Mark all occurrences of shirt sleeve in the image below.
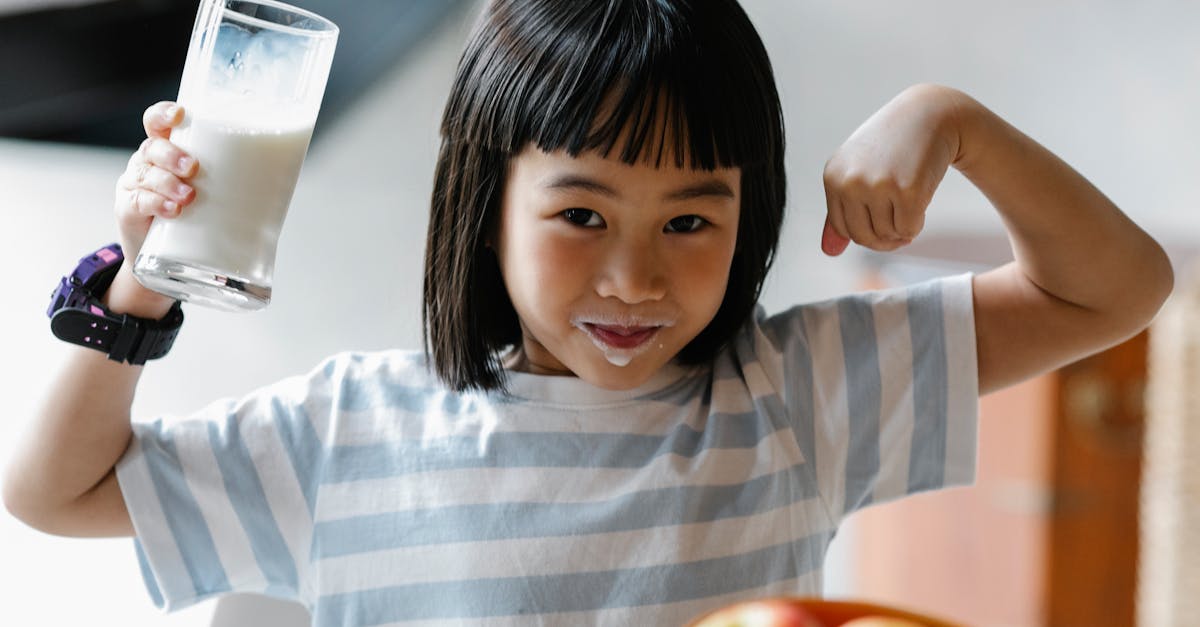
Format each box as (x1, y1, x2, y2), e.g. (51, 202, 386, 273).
(758, 273, 979, 523)
(115, 355, 338, 611)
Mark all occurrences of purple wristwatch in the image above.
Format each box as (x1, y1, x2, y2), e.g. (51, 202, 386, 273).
(47, 243, 184, 365)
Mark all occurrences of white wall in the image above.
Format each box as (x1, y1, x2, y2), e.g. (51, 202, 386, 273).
(2, 0, 1196, 624)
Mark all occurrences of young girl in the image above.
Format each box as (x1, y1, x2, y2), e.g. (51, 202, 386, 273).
(5, 0, 1172, 625)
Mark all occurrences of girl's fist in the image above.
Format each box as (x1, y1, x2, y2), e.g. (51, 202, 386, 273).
(820, 84, 965, 256)
(114, 101, 198, 260)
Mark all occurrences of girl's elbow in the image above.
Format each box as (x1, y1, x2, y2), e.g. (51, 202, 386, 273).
(3, 467, 70, 536)
(1145, 244, 1175, 321)
(1122, 245, 1174, 333)
(2, 476, 43, 532)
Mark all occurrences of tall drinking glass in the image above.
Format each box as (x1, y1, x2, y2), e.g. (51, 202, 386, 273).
(133, 0, 338, 312)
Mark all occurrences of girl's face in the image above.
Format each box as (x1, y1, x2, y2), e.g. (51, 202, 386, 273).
(494, 145, 741, 390)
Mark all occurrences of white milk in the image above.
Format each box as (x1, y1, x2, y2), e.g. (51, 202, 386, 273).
(139, 113, 313, 287)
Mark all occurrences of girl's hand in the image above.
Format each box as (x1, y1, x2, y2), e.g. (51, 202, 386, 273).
(114, 101, 198, 261)
(105, 101, 199, 318)
(820, 84, 965, 256)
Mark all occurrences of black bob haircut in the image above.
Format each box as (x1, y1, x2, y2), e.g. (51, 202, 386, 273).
(423, 0, 787, 392)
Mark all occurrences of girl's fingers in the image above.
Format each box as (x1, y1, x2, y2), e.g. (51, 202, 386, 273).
(821, 217, 850, 256)
(137, 136, 197, 178)
(117, 149, 151, 191)
(866, 198, 901, 241)
(846, 202, 908, 252)
(893, 201, 926, 241)
(821, 182, 852, 256)
(842, 202, 877, 246)
(143, 102, 184, 139)
(125, 187, 180, 218)
(117, 146, 195, 218)
(137, 165, 194, 205)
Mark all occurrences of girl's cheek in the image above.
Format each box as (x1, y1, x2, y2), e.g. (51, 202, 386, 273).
(674, 233, 736, 277)
(537, 234, 587, 266)
(673, 241, 737, 313)
(517, 232, 594, 290)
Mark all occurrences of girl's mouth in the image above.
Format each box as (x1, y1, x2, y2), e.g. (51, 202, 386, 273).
(583, 323, 660, 350)
(571, 314, 676, 366)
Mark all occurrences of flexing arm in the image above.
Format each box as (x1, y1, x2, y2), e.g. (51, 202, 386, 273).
(2, 102, 197, 536)
(950, 88, 1172, 393)
(821, 84, 1173, 395)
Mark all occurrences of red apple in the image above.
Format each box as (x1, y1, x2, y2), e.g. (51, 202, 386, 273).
(841, 617, 927, 627)
(692, 598, 827, 627)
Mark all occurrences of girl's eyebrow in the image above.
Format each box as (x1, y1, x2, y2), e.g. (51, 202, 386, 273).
(541, 174, 736, 202)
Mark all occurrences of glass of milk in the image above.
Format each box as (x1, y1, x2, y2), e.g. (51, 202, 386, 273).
(133, 0, 338, 312)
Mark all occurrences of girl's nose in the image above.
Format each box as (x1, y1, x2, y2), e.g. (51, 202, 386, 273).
(594, 240, 668, 304)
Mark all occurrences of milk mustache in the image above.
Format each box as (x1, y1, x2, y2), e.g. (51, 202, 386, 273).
(138, 113, 313, 297)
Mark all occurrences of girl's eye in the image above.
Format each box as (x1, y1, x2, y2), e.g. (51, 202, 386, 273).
(665, 215, 708, 233)
(562, 208, 604, 227)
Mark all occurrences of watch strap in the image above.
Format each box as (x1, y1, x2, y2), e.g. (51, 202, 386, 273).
(50, 302, 183, 365)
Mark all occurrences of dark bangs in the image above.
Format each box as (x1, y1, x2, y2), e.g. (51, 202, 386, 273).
(425, 0, 787, 392)
(442, 0, 780, 170)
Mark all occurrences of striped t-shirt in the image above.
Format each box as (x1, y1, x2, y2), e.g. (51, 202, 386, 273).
(116, 273, 979, 626)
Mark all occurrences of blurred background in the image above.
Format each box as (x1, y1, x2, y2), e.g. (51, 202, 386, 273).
(1, 0, 1197, 625)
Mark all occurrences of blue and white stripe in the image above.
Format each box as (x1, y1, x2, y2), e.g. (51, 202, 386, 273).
(116, 273, 979, 625)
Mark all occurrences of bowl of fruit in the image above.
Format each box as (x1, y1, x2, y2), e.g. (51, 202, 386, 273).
(688, 597, 964, 627)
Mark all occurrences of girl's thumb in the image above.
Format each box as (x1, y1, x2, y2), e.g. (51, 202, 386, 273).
(821, 217, 850, 256)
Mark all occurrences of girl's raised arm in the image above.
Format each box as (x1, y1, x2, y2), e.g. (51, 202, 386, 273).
(3, 102, 198, 536)
(821, 83, 1173, 395)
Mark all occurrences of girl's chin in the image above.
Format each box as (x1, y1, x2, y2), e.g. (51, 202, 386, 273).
(506, 338, 673, 388)
(576, 357, 664, 390)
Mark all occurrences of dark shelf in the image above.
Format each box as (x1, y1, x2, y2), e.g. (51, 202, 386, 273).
(0, 0, 470, 148)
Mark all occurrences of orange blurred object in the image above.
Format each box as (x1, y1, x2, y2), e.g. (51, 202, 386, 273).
(688, 597, 966, 627)
(690, 598, 824, 627)
(840, 617, 926, 627)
